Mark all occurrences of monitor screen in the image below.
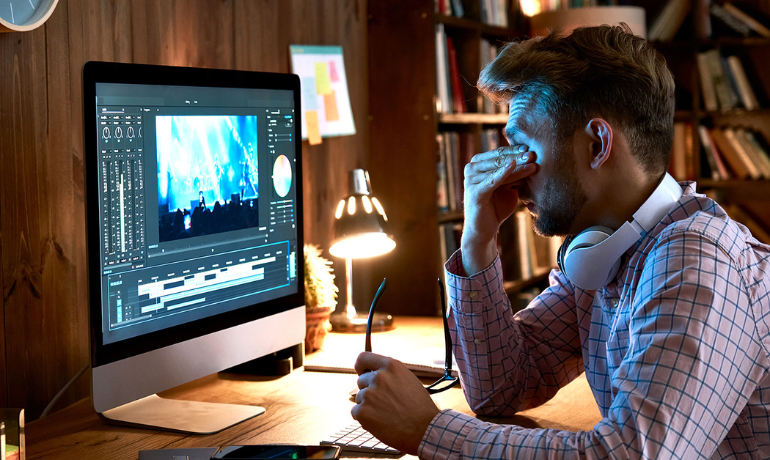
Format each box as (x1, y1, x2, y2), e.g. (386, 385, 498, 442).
(83, 62, 305, 433)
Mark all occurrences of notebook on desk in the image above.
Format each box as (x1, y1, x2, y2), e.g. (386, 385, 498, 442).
(304, 346, 457, 378)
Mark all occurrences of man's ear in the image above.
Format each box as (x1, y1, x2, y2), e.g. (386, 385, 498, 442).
(584, 118, 613, 170)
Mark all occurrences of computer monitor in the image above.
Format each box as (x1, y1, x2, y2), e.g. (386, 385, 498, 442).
(83, 61, 305, 434)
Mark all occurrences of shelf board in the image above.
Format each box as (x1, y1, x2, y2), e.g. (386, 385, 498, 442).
(503, 267, 552, 294)
(436, 14, 521, 39)
(698, 179, 770, 189)
(439, 112, 508, 124)
(438, 210, 464, 223)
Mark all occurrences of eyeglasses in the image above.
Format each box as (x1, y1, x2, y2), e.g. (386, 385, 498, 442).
(365, 278, 459, 394)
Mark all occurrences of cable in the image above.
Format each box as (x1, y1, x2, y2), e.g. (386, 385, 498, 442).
(40, 363, 89, 418)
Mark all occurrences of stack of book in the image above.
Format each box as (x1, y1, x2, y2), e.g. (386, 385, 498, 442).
(437, 131, 476, 212)
(699, 125, 770, 180)
(696, 49, 761, 112)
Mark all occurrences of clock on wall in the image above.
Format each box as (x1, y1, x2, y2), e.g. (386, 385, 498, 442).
(0, 0, 59, 32)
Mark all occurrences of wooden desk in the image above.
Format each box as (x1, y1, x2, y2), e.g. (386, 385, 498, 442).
(27, 317, 601, 459)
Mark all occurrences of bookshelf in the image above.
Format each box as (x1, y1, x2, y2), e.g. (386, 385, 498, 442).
(650, 0, 770, 237)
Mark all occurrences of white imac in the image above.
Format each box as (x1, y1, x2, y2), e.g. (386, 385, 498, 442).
(82, 61, 305, 434)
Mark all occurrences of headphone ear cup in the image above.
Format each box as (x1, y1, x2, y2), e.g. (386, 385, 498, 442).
(560, 226, 614, 288)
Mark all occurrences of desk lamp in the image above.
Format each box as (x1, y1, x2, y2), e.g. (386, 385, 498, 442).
(329, 169, 396, 332)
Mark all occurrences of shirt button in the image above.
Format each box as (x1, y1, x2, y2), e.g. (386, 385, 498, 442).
(469, 291, 478, 299)
(474, 339, 482, 344)
(610, 298, 619, 307)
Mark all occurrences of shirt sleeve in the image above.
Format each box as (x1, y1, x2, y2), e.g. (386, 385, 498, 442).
(443, 249, 583, 417)
(425, 230, 766, 459)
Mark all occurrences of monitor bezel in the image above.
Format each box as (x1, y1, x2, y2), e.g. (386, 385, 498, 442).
(83, 61, 305, 368)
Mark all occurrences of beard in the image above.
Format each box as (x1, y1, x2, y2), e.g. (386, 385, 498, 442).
(528, 139, 588, 237)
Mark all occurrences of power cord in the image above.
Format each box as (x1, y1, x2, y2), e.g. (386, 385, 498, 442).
(40, 363, 89, 418)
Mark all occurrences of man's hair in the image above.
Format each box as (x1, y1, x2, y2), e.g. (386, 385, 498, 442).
(478, 24, 675, 175)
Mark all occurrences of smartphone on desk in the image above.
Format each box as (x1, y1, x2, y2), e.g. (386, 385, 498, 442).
(212, 445, 341, 460)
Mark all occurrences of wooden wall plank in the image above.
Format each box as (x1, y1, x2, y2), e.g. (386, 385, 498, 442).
(1, 21, 51, 418)
(367, 0, 440, 316)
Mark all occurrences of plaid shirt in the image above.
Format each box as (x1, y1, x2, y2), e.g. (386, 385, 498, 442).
(422, 182, 770, 459)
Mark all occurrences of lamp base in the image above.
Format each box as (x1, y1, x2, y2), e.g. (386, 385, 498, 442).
(330, 311, 394, 333)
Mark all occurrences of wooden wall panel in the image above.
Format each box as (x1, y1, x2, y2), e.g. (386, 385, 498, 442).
(0, 0, 369, 419)
(367, 1, 440, 316)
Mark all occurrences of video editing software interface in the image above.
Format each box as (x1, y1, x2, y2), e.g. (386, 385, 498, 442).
(94, 81, 299, 345)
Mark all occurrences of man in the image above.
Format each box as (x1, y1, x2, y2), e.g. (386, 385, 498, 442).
(351, 24, 770, 458)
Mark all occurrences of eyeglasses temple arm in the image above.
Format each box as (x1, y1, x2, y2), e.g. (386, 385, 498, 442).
(437, 278, 453, 372)
(365, 278, 388, 353)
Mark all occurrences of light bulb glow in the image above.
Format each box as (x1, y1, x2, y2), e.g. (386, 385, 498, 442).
(347, 196, 356, 215)
(362, 196, 373, 213)
(330, 233, 396, 259)
(371, 197, 387, 221)
(335, 200, 345, 219)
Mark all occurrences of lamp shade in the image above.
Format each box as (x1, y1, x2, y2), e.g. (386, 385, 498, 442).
(329, 169, 395, 259)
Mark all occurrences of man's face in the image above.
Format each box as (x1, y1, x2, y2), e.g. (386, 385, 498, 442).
(504, 97, 588, 237)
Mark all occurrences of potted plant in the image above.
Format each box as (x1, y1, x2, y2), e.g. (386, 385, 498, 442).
(304, 244, 338, 353)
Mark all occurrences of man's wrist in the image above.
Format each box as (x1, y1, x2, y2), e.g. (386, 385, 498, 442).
(460, 236, 497, 276)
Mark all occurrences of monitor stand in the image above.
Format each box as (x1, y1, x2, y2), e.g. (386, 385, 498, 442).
(99, 394, 265, 434)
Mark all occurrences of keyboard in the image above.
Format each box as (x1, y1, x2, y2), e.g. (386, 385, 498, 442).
(321, 421, 401, 455)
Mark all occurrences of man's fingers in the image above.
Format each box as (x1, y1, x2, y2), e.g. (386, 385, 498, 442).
(354, 351, 389, 375)
(471, 145, 530, 166)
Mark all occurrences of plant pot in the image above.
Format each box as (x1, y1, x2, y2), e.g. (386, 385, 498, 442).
(305, 304, 335, 354)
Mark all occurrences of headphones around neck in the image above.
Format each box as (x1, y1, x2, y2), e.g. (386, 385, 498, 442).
(556, 173, 682, 290)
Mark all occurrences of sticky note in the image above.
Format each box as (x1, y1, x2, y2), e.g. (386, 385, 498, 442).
(315, 62, 332, 95)
(302, 77, 318, 111)
(329, 61, 339, 82)
(305, 110, 322, 145)
(324, 91, 339, 122)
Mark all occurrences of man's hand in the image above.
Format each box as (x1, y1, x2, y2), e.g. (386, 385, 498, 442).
(462, 145, 537, 276)
(351, 352, 441, 455)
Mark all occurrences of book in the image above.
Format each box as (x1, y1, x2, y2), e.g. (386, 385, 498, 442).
(723, 2, 770, 38)
(697, 52, 719, 111)
(709, 127, 751, 179)
(649, 0, 692, 42)
(693, 0, 712, 40)
(446, 37, 468, 113)
(726, 55, 760, 110)
(698, 124, 729, 180)
(703, 49, 738, 110)
(710, 2, 752, 36)
(723, 126, 762, 179)
(671, 122, 689, 180)
(435, 24, 450, 114)
(738, 128, 770, 178)
(437, 134, 449, 211)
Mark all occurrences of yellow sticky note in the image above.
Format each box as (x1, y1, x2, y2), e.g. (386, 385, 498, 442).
(315, 62, 332, 95)
(324, 91, 339, 122)
(305, 110, 322, 145)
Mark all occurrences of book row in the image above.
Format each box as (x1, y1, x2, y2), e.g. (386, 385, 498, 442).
(435, 25, 507, 114)
(435, 0, 512, 27)
(670, 122, 770, 181)
(696, 49, 762, 112)
(651, 0, 770, 42)
(437, 129, 502, 212)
